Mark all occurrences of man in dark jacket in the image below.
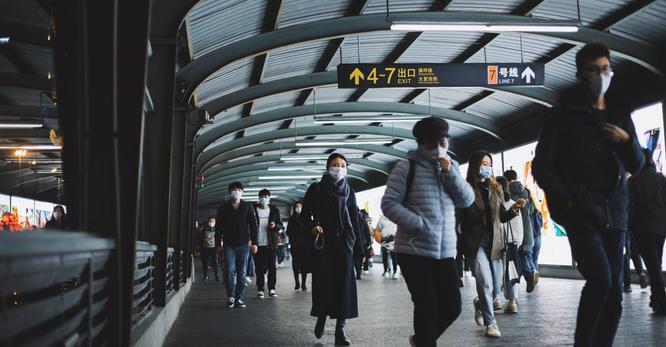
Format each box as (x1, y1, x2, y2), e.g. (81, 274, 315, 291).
(216, 182, 259, 309)
(252, 189, 284, 299)
(629, 148, 666, 315)
(532, 43, 645, 347)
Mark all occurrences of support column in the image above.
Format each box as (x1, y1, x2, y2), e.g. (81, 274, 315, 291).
(180, 136, 195, 279)
(144, 37, 177, 306)
(168, 106, 187, 289)
(52, 0, 151, 345)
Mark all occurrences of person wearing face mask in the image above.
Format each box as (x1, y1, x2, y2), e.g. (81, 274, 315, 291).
(382, 117, 475, 347)
(301, 153, 365, 346)
(199, 217, 221, 282)
(287, 201, 315, 291)
(457, 151, 526, 339)
(532, 43, 645, 346)
(216, 182, 259, 309)
(252, 189, 284, 299)
(45, 205, 68, 230)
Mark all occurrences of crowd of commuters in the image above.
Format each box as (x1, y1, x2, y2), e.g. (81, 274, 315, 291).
(194, 43, 665, 346)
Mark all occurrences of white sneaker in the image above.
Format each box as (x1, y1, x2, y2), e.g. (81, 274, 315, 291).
(485, 324, 501, 338)
(363, 270, 369, 274)
(245, 276, 252, 284)
(473, 298, 483, 326)
(382, 271, 389, 278)
(392, 272, 399, 280)
(257, 291, 265, 299)
(277, 262, 283, 268)
(269, 289, 277, 297)
(504, 299, 517, 314)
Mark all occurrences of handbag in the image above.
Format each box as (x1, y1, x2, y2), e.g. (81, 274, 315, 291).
(504, 220, 523, 287)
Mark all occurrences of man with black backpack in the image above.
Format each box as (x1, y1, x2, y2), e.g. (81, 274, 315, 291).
(382, 116, 475, 347)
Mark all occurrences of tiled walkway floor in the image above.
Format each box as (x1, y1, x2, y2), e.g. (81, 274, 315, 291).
(164, 259, 665, 346)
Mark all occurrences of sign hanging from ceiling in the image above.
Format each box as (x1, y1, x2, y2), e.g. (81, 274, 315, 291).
(337, 63, 544, 89)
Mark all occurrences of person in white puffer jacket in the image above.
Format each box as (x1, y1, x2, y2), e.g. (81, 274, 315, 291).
(381, 117, 474, 347)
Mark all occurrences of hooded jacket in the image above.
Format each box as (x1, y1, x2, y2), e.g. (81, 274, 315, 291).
(381, 150, 475, 259)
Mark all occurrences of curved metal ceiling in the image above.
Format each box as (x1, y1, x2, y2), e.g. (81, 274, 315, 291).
(182, 0, 666, 207)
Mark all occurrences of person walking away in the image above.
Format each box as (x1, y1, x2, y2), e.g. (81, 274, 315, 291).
(200, 217, 221, 282)
(629, 148, 666, 314)
(253, 189, 284, 299)
(301, 153, 366, 346)
(287, 201, 315, 291)
(458, 151, 525, 339)
(532, 43, 645, 346)
(217, 182, 259, 309)
(375, 214, 399, 279)
(353, 210, 373, 279)
(382, 117, 475, 347)
(504, 170, 537, 292)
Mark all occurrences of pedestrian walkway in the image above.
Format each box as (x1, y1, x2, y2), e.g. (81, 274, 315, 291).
(164, 261, 665, 346)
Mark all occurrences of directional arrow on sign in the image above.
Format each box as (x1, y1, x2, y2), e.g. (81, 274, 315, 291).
(349, 68, 364, 86)
(521, 67, 535, 84)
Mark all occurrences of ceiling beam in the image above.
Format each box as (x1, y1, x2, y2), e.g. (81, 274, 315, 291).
(235, 0, 284, 139)
(176, 11, 662, 103)
(0, 72, 51, 91)
(197, 125, 417, 172)
(195, 101, 503, 155)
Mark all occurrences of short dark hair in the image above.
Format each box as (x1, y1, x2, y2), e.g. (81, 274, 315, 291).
(496, 176, 509, 192)
(326, 153, 348, 169)
(576, 43, 610, 72)
(228, 182, 244, 192)
(258, 189, 271, 197)
(412, 117, 449, 145)
(208, 216, 215, 221)
(504, 170, 518, 181)
(293, 200, 303, 208)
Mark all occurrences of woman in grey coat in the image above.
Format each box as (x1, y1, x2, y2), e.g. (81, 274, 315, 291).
(382, 117, 475, 347)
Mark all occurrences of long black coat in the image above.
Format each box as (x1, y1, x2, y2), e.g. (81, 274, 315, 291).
(300, 181, 364, 319)
(629, 159, 666, 236)
(532, 85, 644, 231)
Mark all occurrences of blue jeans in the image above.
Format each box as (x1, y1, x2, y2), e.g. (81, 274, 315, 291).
(567, 222, 625, 347)
(491, 255, 517, 301)
(247, 251, 255, 275)
(532, 234, 541, 272)
(473, 248, 498, 326)
(520, 248, 536, 274)
(224, 244, 250, 300)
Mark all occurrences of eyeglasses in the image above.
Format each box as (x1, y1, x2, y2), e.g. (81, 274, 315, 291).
(581, 64, 612, 77)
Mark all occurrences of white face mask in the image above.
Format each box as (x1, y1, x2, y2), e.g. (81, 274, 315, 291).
(208, 221, 215, 227)
(53, 211, 62, 219)
(294, 207, 302, 214)
(328, 167, 347, 182)
(588, 71, 613, 97)
(230, 190, 243, 200)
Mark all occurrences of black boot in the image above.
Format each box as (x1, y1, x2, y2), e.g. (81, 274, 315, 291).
(301, 274, 308, 291)
(335, 327, 351, 346)
(314, 316, 326, 339)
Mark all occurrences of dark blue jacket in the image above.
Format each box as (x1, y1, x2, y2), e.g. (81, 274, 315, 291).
(532, 85, 644, 231)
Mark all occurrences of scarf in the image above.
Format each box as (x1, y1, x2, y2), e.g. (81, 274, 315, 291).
(320, 173, 354, 239)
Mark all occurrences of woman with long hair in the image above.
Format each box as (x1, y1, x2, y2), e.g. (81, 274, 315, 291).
(300, 153, 365, 346)
(458, 151, 525, 338)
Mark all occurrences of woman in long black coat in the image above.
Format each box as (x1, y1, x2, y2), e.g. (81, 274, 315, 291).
(286, 200, 315, 291)
(300, 153, 365, 346)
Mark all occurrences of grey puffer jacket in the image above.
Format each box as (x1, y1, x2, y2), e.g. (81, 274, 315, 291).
(508, 181, 534, 251)
(381, 150, 475, 259)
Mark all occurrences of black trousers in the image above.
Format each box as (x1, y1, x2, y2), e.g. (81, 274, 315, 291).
(566, 222, 625, 347)
(398, 254, 461, 347)
(634, 232, 666, 309)
(381, 247, 398, 273)
(200, 247, 219, 277)
(254, 246, 277, 291)
(623, 231, 645, 286)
